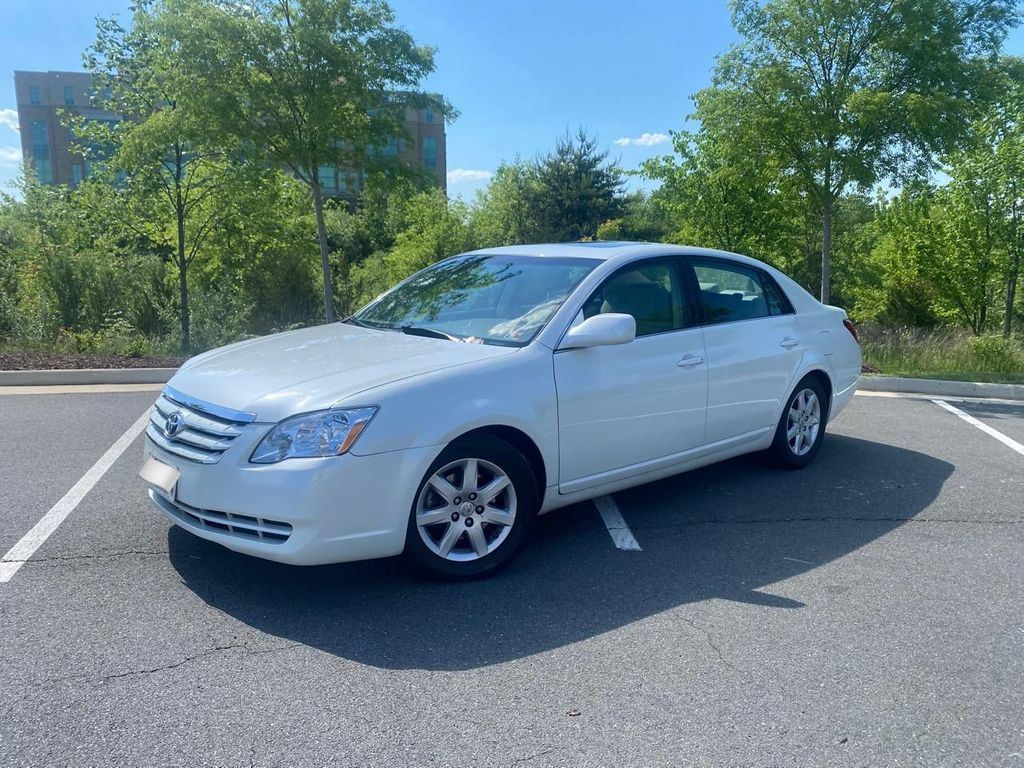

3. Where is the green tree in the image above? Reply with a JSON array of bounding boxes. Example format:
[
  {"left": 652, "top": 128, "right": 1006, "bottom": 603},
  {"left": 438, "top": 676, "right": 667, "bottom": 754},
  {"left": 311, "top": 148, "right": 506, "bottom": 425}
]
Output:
[
  {"left": 196, "top": 169, "right": 321, "bottom": 336},
  {"left": 383, "top": 188, "right": 474, "bottom": 284},
  {"left": 948, "top": 56, "right": 1024, "bottom": 335},
  {"left": 160, "top": 0, "right": 449, "bottom": 323},
  {"left": 876, "top": 185, "right": 1002, "bottom": 334},
  {"left": 469, "top": 160, "right": 543, "bottom": 247},
  {"left": 595, "top": 191, "right": 670, "bottom": 243},
  {"left": 936, "top": 177, "right": 1008, "bottom": 334},
  {"left": 704, "top": 0, "right": 1019, "bottom": 303},
  {"left": 533, "top": 129, "right": 624, "bottom": 242},
  {"left": 642, "top": 127, "right": 796, "bottom": 258},
  {"left": 83, "top": 1, "right": 240, "bottom": 352}
]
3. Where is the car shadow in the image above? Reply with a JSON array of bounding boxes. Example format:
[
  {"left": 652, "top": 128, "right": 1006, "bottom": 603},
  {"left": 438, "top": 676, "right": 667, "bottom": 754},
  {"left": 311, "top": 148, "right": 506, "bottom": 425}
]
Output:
[{"left": 168, "top": 434, "right": 952, "bottom": 670}]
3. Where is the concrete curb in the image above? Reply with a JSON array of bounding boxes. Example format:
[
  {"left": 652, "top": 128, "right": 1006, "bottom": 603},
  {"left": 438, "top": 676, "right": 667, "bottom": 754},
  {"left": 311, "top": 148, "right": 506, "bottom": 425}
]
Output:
[
  {"left": 858, "top": 375, "right": 1024, "bottom": 401},
  {"left": 0, "top": 368, "right": 177, "bottom": 386},
  {"left": 1, "top": 367, "right": 1021, "bottom": 402}
]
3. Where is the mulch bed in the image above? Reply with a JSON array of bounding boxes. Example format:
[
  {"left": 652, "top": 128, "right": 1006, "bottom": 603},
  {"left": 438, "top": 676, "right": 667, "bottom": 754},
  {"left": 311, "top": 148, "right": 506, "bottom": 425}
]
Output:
[{"left": 0, "top": 352, "right": 188, "bottom": 371}]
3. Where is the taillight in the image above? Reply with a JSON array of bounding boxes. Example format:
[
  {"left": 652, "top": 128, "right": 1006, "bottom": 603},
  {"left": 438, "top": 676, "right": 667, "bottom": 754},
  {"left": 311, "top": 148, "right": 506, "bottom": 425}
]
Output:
[{"left": 843, "top": 318, "right": 859, "bottom": 343}]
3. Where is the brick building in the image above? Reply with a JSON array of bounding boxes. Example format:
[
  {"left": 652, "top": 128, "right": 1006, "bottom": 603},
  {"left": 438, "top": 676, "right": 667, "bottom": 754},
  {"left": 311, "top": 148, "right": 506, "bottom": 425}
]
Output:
[
  {"left": 13, "top": 70, "right": 447, "bottom": 196},
  {"left": 13, "top": 70, "right": 118, "bottom": 187}
]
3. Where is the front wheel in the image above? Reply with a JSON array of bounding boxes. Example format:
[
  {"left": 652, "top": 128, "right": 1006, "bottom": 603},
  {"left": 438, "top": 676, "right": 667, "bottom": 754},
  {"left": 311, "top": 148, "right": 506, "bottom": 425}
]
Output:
[
  {"left": 768, "top": 378, "right": 828, "bottom": 468},
  {"left": 404, "top": 437, "right": 538, "bottom": 578}
]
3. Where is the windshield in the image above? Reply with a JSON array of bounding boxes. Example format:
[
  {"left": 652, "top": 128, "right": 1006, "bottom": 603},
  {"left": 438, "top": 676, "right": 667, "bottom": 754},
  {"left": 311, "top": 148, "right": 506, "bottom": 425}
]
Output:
[{"left": 351, "top": 254, "right": 600, "bottom": 346}]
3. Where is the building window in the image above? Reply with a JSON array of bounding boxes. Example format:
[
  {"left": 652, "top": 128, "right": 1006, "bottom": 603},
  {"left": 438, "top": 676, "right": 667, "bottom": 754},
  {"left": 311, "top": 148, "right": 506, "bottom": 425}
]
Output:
[
  {"left": 425, "top": 108, "right": 434, "bottom": 124},
  {"left": 29, "top": 120, "right": 52, "bottom": 184},
  {"left": 318, "top": 164, "right": 337, "bottom": 192},
  {"left": 64, "top": 86, "right": 75, "bottom": 106},
  {"left": 30, "top": 120, "right": 47, "bottom": 146},
  {"left": 340, "top": 172, "right": 363, "bottom": 194},
  {"left": 383, "top": 136, "right": 399, "bottom": 158},
  {"left": 72, "top": 164, "right": 84, "bottom": 187},
  {"left": 423, "top": 137, "right": 437, "bottom": 169},
  {"left": 34, "top": 160, "right": 53, "bottom": 183},
  {"left": 30, "top": 122, "right": 49, "bottom": 159},
  {"left": 29, "top": 85, "right": 41, "bottom": 105}
]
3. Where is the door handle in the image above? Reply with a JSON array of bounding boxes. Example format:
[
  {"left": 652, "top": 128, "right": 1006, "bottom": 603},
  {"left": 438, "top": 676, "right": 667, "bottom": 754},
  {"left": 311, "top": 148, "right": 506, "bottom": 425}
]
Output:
[
  {"left": 780, "top": 337, "right": 800, "bottom": 349},
  {"left": 677, "top": 354, "right": 705, "bottom": 368}
]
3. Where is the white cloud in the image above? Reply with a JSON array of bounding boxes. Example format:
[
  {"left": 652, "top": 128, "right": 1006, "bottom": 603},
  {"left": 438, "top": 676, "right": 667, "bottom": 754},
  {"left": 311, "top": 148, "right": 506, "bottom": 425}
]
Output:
[
  {"left": 0, "top": 109, "right": 19, "bottom": 133},
  {"left": 0, "top": 147, "right": 23, "bottom": 167},
  {"left": 447, "top": 168, "right": 493, "bottom": 184},
  {"left": 613, "top": 132, "right": 670, "bottom": 148}
]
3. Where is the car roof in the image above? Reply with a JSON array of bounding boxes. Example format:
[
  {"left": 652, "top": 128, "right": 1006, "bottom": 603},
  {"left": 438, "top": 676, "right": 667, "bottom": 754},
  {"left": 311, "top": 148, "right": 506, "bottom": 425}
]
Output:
[
  {"left": 465, "top": 241, "right": 759, "bottom": 263},
  {"left": 463, "top": 241, "right": 822, "bottom": 313}
]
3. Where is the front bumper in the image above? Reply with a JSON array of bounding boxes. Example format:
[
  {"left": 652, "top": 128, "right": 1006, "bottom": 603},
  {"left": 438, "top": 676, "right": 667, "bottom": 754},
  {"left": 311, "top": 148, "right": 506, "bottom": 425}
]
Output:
[{"left": 141, "top": 429, "right": 439, "bottom": 566}]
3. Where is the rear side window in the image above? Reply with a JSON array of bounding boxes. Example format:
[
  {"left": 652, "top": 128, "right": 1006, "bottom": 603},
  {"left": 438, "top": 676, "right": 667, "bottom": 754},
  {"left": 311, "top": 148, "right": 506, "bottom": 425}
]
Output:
[
  {"left": 583, "top": 260, "right": 688, "bottom": 337},
  {"left": 692, "top": 260, "right": 792, "bottom": 325}
]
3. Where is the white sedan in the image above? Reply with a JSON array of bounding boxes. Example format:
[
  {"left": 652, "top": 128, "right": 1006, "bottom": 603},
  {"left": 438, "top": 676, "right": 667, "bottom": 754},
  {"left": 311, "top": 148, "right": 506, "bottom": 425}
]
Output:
[{"left": 139, "top": 242, "right": 861, "bottom": 577}]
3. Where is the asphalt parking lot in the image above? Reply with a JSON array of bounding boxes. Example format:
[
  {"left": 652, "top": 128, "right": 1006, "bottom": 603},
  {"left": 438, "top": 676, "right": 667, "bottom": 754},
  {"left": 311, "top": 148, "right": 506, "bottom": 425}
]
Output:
[{"left": 1, "top": 387, "right": 1022, "bottom": 767}]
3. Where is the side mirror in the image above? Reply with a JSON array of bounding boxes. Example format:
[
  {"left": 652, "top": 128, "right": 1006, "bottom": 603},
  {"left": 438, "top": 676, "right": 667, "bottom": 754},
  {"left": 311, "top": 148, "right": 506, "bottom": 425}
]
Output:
[{"left": 558, "top": 313, "right": 636, "bottom": 350}]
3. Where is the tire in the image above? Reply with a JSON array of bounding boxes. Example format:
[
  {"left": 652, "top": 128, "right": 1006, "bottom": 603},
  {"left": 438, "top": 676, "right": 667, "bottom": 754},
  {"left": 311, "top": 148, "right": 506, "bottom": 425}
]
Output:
[
  {"left": 768, "top": 377, "right": 828, "bottom": 469},
  {"left": 404, "top": 437, "right": 538, "bottom": 579}
]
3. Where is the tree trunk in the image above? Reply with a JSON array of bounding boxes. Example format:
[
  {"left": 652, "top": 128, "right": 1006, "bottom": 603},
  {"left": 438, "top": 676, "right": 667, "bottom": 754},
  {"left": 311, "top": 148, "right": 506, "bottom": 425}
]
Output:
[
  {"left": 820, "top": 199, "right": 832, "bottom": 305},
  {"left": 1005, "top": 249, "right": 1020, "bottom": 338},
  {"left": 176, "top": 191, "right": 190, "bottom": 354},
  {"left": 310, "top": 175, "right": 335, "bottom": 324},
  {"left": 1005, "top": 195, "right": 1020, "bottom": 338}
]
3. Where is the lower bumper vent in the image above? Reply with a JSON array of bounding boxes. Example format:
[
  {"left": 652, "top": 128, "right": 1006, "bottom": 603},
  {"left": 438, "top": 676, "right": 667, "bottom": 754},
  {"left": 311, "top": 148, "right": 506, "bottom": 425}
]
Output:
[{"left": 150, "top": 491, "right": 292, "bottom": 544}]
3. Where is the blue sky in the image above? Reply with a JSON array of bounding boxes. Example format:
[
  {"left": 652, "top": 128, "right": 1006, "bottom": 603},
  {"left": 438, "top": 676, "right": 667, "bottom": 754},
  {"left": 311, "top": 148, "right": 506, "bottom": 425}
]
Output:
[{"left": 1, "top": 1, "right": 1022, "bottom": 200}]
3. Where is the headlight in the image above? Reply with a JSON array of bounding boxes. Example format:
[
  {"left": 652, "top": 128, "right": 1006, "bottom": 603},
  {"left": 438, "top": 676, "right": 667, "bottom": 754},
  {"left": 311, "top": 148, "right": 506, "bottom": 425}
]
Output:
[{"left": 250, "top": 407, "right": 377, "bottom": 464}]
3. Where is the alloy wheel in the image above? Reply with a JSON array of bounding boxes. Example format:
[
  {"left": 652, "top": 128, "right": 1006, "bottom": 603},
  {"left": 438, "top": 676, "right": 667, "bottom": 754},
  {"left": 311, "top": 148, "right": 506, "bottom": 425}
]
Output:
[
  {"left": 415, "top": 457, "right": 517, "bottom": 562},
  {"left": 786, "top": 388, "right": 821, "bottom": 457}
]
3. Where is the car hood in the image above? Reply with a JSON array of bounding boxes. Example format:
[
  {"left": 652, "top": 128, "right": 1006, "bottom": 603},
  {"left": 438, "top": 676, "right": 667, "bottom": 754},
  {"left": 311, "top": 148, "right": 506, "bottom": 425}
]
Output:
[{"left": 167, "top": 323, "right": 517, "bottom": 422}]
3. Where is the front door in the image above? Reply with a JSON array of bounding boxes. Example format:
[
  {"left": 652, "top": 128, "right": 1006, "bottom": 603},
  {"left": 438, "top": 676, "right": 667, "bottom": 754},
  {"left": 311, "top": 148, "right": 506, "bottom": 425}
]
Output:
[{"left": 554, "top": 258, "right": 708, "bottom": 490}]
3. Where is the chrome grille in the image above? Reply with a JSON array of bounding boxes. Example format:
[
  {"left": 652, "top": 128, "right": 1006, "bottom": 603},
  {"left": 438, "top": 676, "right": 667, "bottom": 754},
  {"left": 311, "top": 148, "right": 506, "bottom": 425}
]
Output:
[
  {"left": 146, "top": 387, "right": 254, "bottom": 464},
  {"left": 150, "top": 491, "right": 292, "bottom": 543}
]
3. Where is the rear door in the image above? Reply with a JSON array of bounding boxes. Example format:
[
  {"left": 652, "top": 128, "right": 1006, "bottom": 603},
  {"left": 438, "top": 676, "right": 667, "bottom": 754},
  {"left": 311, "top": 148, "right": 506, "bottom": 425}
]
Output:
[
  {"left": 687, "top": 257, "right": 804, "bottom": 444},
  {"left": 553, "top": 257, "right": 708, "bottom": 489}
]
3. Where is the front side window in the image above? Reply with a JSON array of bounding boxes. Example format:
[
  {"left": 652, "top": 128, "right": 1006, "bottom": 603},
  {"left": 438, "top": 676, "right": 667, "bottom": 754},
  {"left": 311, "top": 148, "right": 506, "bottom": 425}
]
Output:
[
  {"left": 353, "top": 255, "right": 599, "bottom": 346},
  {"left": 582, "top": 260, "right": 688, "bottom": 337},
  {"left": 693, "top": 260, "right": 790, "bottom": 325}
]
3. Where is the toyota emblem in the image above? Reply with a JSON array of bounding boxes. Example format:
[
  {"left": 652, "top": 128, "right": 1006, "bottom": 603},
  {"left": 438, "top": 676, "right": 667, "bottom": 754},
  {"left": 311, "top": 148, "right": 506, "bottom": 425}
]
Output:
[{"left": 165, "top": 411, "right": 185, "bottom": 438}]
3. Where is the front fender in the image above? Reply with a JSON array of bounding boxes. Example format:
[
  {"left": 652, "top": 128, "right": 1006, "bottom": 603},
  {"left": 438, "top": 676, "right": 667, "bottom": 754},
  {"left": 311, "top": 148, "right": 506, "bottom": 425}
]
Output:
[{"left": 344, "top": 346, "right": 559, "bottom": 487}]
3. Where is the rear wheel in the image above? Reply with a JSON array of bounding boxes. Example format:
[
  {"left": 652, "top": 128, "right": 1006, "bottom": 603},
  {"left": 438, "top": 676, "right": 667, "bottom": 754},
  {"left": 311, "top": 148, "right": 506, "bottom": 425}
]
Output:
[
  {"left": 404, "top": 437, "right": 538, "bottom": 578},
  {"left": 769, "top": 377, "right": 828, "bottom": 468}
]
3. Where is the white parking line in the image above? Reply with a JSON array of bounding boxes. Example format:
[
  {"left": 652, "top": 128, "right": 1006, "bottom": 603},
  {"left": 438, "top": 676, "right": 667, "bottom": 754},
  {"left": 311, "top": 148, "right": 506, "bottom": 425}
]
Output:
[
  {"left": 931, "top": 399, "right": 1024, "bottom": 458},
  {"left": 593, "top": 495, "right": 642, "bottom": 551},
  {"left": 0, "top": 408, "right": 151, "bottom": 583},
  {"left": 857, "top": 390, "right": 1024, "bottom": 407}
]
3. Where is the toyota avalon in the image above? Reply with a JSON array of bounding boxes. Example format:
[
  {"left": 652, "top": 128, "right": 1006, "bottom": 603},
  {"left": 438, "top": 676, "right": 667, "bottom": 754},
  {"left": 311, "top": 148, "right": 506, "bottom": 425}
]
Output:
[{"left": 139, "top": 242, "right": 861, "bottom": 577}]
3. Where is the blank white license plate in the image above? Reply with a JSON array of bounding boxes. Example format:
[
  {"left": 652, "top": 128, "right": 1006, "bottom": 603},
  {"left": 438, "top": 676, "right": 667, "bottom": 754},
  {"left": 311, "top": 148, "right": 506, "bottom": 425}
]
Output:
[{"left": 139, "top": 455, "right": 181, "bottom": 496}]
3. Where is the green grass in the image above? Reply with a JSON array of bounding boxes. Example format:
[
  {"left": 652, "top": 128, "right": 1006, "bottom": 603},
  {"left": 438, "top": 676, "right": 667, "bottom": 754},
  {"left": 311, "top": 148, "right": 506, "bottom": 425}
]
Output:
[{"left": 860, "top": 326, "right": 1024, "bottom": 385}]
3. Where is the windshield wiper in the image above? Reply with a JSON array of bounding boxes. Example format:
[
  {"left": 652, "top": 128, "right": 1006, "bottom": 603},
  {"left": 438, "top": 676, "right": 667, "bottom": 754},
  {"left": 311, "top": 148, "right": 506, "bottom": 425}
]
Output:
[
  {"left": 399, "top": 325, "right": 461, "bottom": 342},
  {"left": 343, "top": 316, "right": 375, "bottom": 328}
]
